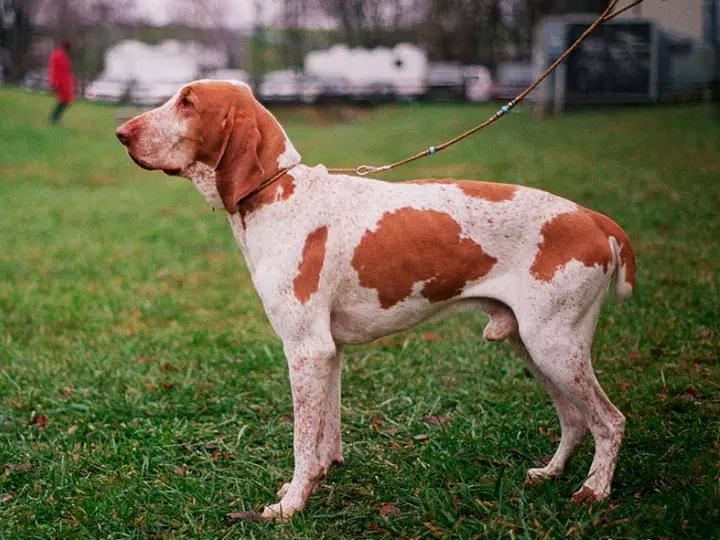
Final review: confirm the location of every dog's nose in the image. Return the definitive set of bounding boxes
[115,123,133,146]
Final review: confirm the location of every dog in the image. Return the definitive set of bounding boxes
[116,80,635,520]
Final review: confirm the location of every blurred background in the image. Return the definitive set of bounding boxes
[1,0,718,112]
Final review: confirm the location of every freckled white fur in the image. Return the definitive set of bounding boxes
[120,81,633,520]
[184,162,225,210]
[277,127,302,169]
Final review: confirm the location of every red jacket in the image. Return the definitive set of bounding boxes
[48,47,75,104]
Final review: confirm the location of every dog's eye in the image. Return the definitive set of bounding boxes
[179,95,193,108]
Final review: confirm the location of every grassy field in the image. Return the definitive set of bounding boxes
[0,87,718,539]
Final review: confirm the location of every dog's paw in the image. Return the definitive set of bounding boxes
[525,467,560,486]
[571,485,608,504]
[261,502,298,522]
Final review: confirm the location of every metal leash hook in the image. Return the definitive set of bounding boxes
[355,164,391,176]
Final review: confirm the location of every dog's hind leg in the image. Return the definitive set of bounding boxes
[517,312,625,502]
[510,336,588,484]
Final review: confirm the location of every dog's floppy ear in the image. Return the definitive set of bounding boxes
[214,104,265,214]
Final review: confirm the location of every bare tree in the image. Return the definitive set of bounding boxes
[307,0,423,47]
[171,0,231,29]
[171,0,243,67]
[414,0,612,68]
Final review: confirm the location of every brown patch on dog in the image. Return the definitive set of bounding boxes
[406,179,517,202]
[586,210,637,288]
[351,208,497,309]
[531,209,636,285]
[294,226,329,304]
[238,172,296,228]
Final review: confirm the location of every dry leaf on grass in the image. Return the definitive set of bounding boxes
[421,332,440,342]
[29,415,47,429]
[3,462,31,477]
[379,503,400,517]
[424,521,445,536]
[423,416,449,425]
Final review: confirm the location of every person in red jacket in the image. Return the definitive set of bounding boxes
[48,39,75,124]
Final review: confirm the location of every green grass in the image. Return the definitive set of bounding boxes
[0,87,718,539]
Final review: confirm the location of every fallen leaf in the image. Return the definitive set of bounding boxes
[226,511,266,522]
[180,441,219,454]
[368,523,389,534]
[0,493,12,504]
[424,521,445,537]
[3,462,31,477]
[696,328,712,339]
[381,425,398,435]
[162,382,174,390]
[627,352,644,361]
[421,332,440,342]
[650,348,665,357]
[280,416,293,424]
[174,465,188,476]
[423,416,449,425]
[413,434,429,442]
[155,268,169,278]
[474,498,499,510]
[29,415,47,429]
[678,387,707,402]
[379,503,400,517]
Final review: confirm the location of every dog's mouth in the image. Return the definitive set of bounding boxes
[129,153,155,171]
[129,153,181,176]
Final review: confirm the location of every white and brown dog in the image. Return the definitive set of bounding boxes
[116,80,635,520]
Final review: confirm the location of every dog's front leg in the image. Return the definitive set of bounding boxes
[262,340,340,521]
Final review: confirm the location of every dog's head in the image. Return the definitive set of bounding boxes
[116,80,300,213]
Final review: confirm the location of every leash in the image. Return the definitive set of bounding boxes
[239,167,293,204]
[325,0,647,177]
[244,0,647,201]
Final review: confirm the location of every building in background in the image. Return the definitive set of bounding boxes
[531,0,716,114]
[618,0,703,39]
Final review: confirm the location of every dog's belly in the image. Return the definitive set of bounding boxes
[330,297,446,345]
[329,289,510,346]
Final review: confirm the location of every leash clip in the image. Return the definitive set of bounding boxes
[355,164,391,176]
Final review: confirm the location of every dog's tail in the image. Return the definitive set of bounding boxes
[589,211,636,302]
